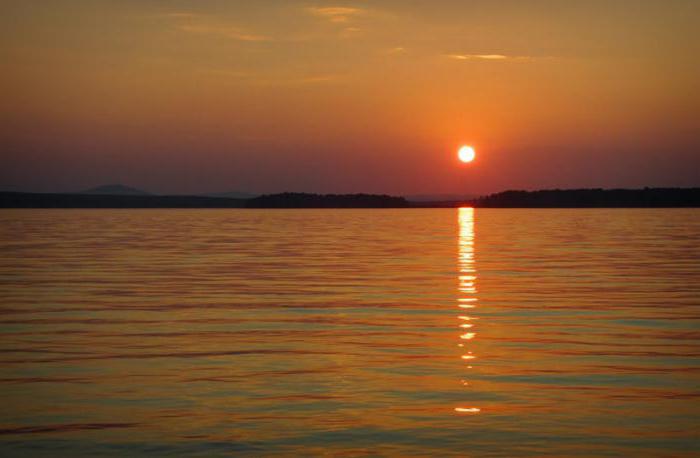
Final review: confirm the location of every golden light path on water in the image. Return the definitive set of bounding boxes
[456,207,480,414]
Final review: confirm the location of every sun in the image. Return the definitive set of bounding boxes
[458,145,476,163]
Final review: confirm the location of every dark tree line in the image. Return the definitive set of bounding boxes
[0,191,408,208]
[246,193,409,208]
[474,188,700,208]
[2,188,698,208]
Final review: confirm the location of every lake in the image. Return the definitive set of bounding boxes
[1,209,699,456]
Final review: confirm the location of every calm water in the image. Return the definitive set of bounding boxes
[1,209,699,456]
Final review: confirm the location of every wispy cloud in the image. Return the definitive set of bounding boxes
[164,12,271,42]
[340,26,363,38]
[200,69,252,79]
[165,12,198,19]
[307,6,364,23]
[386,47,407,54]
[202,69,345,86]
[445,54,539,61]
[255,74,346,87]
[178,23,271,42]
[294,75,343,85]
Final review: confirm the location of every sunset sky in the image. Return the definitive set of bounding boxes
[2,0,698,195]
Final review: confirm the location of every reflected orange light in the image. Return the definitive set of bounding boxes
[455,407,481,413]
[457,207,479,413]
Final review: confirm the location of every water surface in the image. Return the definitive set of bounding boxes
[1,209,699,456]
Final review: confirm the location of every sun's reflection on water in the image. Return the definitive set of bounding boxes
[455,207,480,414]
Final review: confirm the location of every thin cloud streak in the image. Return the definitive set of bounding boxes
[178,24,271,42]
[165,12,198,19]
[295,75,343,84]
[340,27,362,38]
[252,74,347,86]
[165,12,271,42]
[445,54,540,61]
[307,6,364,23]
[201,69,346,86]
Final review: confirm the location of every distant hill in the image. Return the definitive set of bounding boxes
[80,184,151,196]
[203,191,258,199]
[0,192,246,208]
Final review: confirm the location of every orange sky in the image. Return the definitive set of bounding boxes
[1,1,699,195]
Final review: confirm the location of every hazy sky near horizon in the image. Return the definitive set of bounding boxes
[1,0,699,195]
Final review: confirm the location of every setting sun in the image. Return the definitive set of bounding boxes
[458,146,476,163]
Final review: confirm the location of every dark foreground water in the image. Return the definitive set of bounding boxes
[1,209,699,456]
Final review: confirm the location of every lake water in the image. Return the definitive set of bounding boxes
[1,209,699,456]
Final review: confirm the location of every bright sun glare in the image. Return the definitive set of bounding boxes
[458,145,476,163]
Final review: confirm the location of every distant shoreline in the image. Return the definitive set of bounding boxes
[1,188,698,208]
